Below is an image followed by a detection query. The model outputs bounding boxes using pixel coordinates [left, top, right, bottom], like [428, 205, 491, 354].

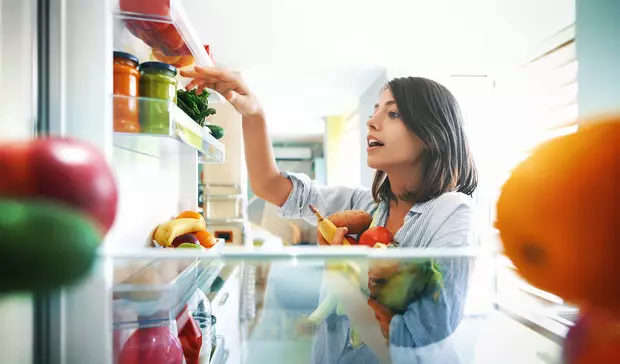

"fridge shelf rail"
[111, 240, 225, 327]
[113, 95, 225, 162]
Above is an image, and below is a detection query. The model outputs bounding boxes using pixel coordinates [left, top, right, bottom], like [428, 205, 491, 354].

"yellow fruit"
[153, 218, 207, 247]
[309, 204, 351, 246]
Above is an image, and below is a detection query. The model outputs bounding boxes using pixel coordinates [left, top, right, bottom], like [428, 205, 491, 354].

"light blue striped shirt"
[278, 172, 476, 364]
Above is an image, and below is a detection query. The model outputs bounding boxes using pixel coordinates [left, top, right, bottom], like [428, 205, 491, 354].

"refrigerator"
[0, 1, 575, 364]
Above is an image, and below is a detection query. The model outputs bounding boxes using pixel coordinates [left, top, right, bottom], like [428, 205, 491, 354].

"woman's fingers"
[179, 66, 224, 79]
[180, 66, 248, 94]
[331, 227, 348, 245]
[185, 79, 207, 90]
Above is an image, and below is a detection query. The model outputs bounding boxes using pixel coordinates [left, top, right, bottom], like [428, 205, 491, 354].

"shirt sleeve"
[388, 203, 475, 357]
[278, 172, 370, 226]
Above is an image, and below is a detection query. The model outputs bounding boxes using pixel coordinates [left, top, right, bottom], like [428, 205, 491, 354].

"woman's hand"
[316, 226, 348, 246]
[180, 66, 262, 117]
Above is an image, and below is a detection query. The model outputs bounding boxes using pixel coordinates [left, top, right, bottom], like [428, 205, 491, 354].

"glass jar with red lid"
[113, 51, 140, 133]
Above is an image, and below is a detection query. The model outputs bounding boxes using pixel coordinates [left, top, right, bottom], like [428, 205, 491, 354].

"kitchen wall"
[324, 114, 362, 187]
[357, 71, 388, 188]
[576, 0, 620, 118]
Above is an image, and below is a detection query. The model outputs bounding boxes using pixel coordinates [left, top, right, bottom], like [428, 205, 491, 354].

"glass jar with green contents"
[138, 61, 178, 134]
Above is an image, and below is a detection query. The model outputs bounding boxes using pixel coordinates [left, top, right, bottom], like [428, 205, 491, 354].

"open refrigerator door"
[19, 0, 229, 363]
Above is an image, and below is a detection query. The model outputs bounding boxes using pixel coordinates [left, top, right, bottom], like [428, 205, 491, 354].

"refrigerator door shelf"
[112, 95, 225, 162]
[111, 240, 226, 327]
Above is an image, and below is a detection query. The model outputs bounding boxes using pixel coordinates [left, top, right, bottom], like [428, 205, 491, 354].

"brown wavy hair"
[372, 77, 478, 203]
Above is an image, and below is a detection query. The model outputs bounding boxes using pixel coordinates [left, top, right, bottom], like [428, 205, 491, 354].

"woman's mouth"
[367, 137, 385, 152]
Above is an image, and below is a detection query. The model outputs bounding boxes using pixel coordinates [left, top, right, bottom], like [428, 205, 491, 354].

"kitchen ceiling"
[184, 0, 575, 140]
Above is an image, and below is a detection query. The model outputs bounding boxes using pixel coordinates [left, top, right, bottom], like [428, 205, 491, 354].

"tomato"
[155, 25, 186, 55]
[359, 227, 394, 247]
[0, 138, 118, 234]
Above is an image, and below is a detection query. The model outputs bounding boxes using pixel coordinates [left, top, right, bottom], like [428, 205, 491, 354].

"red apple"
[171, 233, 200, 248]
[118, 326, 184, 364]
[359, 227, 393, 247]
[0, 137, 119, 234]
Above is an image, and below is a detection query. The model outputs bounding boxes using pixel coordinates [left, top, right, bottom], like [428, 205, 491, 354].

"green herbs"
[177, 89, 217, 127]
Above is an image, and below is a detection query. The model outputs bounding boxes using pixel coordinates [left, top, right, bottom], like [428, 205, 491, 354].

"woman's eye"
[387, 111, 401, 119]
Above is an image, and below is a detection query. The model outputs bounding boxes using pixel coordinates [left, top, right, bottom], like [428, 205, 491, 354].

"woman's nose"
[367, 114, 379, 130]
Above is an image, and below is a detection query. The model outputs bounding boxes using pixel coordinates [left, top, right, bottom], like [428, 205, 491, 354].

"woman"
[182, 67, 478, 363]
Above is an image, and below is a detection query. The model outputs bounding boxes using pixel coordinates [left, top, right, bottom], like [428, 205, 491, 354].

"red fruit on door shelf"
[118, 326, 184, 364]
[358, 227, 393, 247]
[0, 137, 119, 234]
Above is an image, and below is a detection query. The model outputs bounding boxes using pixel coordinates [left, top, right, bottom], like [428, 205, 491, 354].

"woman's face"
[366, 88, 425, 170]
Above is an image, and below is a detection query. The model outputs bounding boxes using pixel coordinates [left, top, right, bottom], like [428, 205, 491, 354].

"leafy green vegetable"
[177, 89, 217, 127]
[206, 124, 224, 140]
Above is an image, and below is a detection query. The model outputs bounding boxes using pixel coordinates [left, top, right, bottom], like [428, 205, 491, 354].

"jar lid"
[113, 51, 139, 65]
[139, 61, 178, 76]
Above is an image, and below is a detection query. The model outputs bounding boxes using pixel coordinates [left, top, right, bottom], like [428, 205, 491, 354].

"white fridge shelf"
[113, 95, 225, 162]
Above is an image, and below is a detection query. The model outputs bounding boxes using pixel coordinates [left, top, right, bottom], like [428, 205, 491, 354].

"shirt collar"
[410, 199, 435, 214]
[378, 198, 434, 216]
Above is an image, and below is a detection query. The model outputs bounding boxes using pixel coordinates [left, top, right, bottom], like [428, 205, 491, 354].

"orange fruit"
[175, 210, 204, 220]
[193, 230, 216, 249]
[496, 117, 620, 312]
[151, 49, 180, 64]
[173, 55, 194, 68]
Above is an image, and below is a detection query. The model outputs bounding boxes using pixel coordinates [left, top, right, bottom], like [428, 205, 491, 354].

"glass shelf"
[111, 240, 225, 327]
[113, 95, 225, 163]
